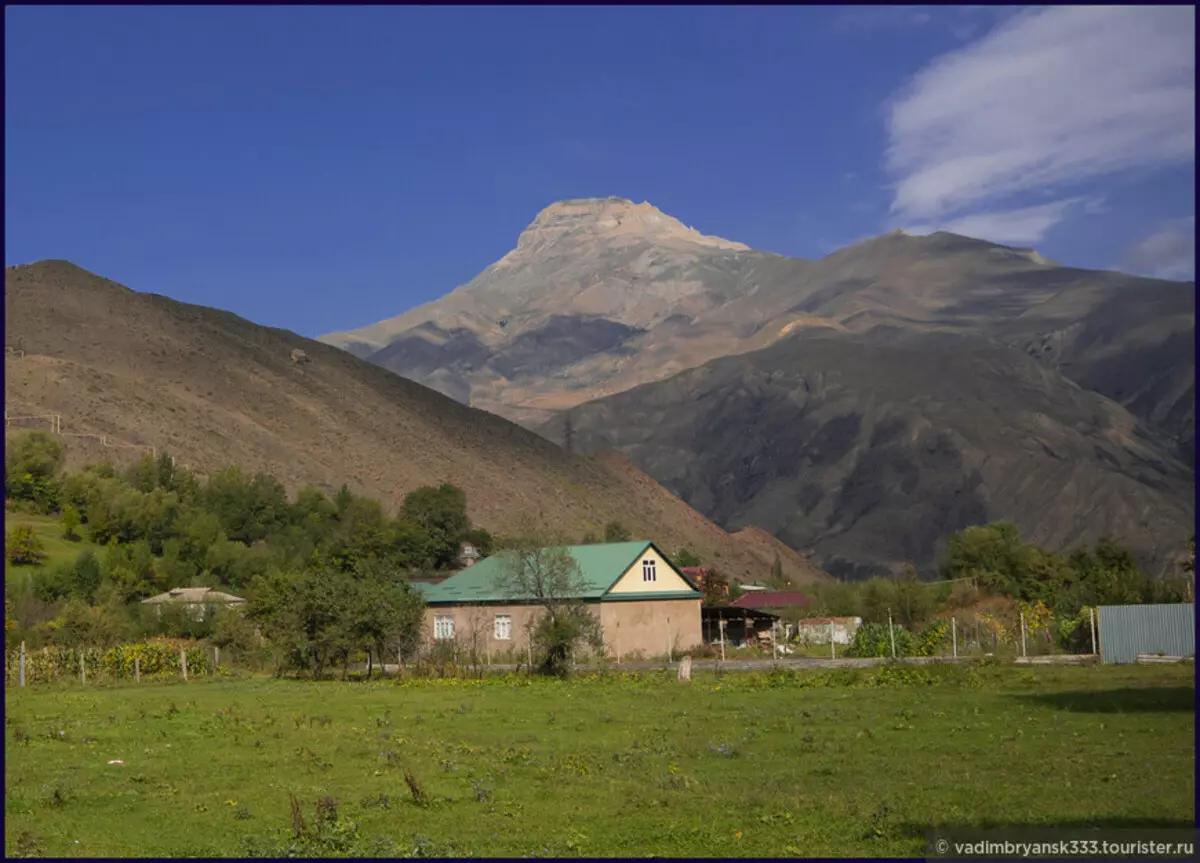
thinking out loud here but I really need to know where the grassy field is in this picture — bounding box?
[4,663,1194,858]
[4,511,104,589]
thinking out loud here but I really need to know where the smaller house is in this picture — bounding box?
[140,587,246,620]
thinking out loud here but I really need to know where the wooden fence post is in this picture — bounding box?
[19,641,27,687]
[952,617,958,658]
[887,609,897,660]
[830,621,836,660]
[80,652,86,685]
[135,657,140,683]
[719,618,726,662]
[1020,610,1027,657]
[1089,607,1098,657]
[181,648,188,682]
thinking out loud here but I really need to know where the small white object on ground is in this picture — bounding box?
[107,760,124,765]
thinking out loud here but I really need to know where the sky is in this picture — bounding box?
[5,5,1195,338]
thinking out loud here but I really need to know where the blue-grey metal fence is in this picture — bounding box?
[1097,603,1196,664]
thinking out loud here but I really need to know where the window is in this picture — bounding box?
[494,614,512,641]
[434,615,455,640]
[642,558,657,582]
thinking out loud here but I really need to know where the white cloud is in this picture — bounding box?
[901,198,1090,246]
[884,7,1195,243]
[1119,217,1196,281]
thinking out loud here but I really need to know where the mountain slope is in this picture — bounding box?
[536,328,1194,579]
[3,260,828,585]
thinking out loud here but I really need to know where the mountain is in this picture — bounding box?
[536,328,1194,579]
[3,260,828,586]
[321,197,1195,577]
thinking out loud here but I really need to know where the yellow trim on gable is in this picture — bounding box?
[607,545,695,595]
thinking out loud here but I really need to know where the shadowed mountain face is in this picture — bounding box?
[324,198,1193,575]
[538,330,1194,579]
[3,260,829,586]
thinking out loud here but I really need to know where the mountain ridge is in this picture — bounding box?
[4,259,829,585]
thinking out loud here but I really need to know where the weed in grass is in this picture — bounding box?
[404,771,429,807]
[360,793,392,810]
[11,832,40,859]
[471,777,495,804]
[12,727,29,744]
[166,702,180,718]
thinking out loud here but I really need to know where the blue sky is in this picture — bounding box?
[5,5,1194,338]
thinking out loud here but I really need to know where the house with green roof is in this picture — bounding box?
[415,540,702,660]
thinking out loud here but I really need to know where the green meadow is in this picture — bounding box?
[4,662,1194,858]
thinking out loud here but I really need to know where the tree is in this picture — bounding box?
[402,484,471,570]
[5,431,65,512]
[699,566,731,607]
[6,525,45,566]
[491,522,602,675]
[603,521,631,543]
[769,555,785,587]
[61,504,82,541]
[674,548,702,568]
[892,564,933,628]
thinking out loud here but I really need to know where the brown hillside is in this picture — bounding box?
[4,260,828,585]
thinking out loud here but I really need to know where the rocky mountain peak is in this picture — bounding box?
[508,197,750,256]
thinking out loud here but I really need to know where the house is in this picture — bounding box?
[140,587,247,620]
[413,540,702,659]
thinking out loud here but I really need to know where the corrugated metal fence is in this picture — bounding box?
[1097,603,1196,664]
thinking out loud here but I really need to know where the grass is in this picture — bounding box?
[4,663,1194,858]
[4,511,103,588]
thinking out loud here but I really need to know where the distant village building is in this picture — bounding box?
[459,542,481,568]
[413,541,702,659]
[290,348,310,364]
[140,587,247,620]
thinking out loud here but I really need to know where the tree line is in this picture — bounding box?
[4,431,493,664]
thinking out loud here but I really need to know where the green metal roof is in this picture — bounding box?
[416,541,700,605]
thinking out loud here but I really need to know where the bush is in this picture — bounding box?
[913,621,949,657]
[845,622,914,658]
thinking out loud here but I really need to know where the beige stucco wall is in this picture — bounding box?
[424,603,544,657]
[425,596,702,660]
[607,545,695,595]
[600,598,702,659]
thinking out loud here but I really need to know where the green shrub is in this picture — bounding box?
[845,622,914,658]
